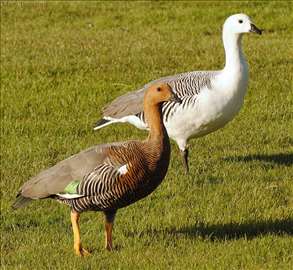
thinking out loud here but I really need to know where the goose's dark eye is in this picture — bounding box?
[238,19,243,24]
[157,87,161,92]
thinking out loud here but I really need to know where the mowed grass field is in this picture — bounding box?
[1,1,293,269]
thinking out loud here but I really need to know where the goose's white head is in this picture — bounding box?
[223,14,262,35]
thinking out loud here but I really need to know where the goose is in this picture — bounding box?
[94,14,262,173]
[12,83,181,256]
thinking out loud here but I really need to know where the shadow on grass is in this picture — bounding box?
[174,218,293,241]
[224,153,293,166]
[128,218,293,241]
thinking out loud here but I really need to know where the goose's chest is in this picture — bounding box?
[202,86,244,120]
[133,149,170,194]
[167,71,248,138]
[114,144,170,207]
[196,72,248,132]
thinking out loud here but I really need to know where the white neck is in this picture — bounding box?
[222,31,246,73]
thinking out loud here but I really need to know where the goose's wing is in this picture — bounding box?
[14,142,129,201]
[71,141,150,210]
[102,71,217,119]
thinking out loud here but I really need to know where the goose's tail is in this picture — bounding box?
[94,115,147,131]
[93,118,113,130]
[12,194,33,210]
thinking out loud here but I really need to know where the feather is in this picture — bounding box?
[11,195,33,209]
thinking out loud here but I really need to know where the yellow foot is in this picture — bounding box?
[75,247,91,257]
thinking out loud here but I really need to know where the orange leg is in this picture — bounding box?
[104,210,116,251]
[71,210,91,256]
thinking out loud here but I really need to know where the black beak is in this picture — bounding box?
[250,24,262,35]
[170,91,182,104]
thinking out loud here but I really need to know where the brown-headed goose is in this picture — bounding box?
[12,83,181,256]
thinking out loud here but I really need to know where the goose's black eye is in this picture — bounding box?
[238,19,243,24]
[157,87,161,92]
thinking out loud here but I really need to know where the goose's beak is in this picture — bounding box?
[250,24,262,35]
[170,92,182,104]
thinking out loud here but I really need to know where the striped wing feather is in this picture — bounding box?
[70,163,128,211]
[102,71,215,119]
[68,140,169,212]
[17,143,125,200]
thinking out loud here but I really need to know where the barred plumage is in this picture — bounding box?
[56,141,166,213]
[12,83,181,256]
[133,71,215,126]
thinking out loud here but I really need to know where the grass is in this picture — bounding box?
[1,1,293,269]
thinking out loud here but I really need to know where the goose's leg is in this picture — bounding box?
[177,139,189,174]
[104,210,117,251]
[180,148,189,174]
[71,210,91,256]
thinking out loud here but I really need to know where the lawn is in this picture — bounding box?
[1,1,293,269]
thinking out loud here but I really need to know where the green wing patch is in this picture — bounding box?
[63,180,80,194]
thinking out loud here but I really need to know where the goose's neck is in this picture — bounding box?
[223,32,246,72]
[144,103,168,143]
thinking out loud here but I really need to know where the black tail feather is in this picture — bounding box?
[12,195,33,210]
[93,118,111,130]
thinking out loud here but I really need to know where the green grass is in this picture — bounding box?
[1,1,293,269]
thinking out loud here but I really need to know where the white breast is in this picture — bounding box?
[166,67,248,143]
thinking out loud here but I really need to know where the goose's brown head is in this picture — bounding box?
[144,83,182,106]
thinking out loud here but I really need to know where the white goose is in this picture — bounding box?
[94,14,262,173]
